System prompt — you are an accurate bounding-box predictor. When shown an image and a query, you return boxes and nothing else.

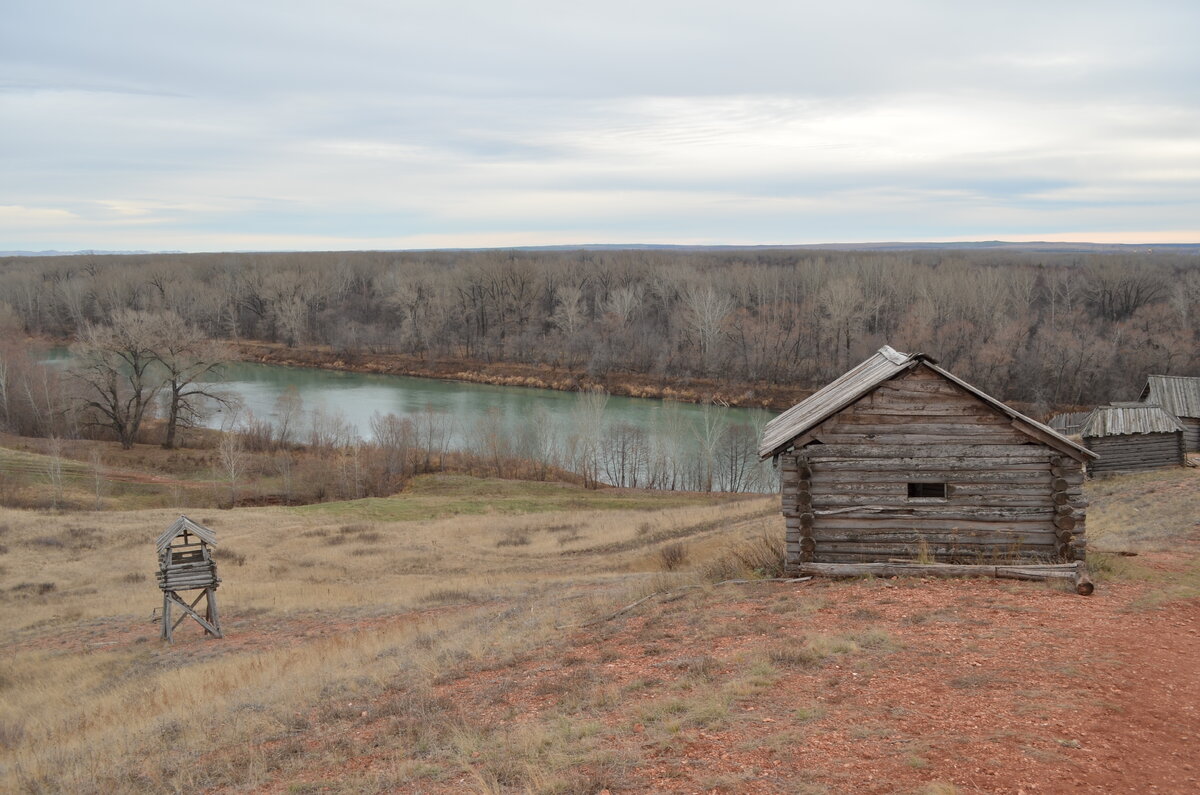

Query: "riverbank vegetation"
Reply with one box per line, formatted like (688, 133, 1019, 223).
(3, 247, 1197, 411)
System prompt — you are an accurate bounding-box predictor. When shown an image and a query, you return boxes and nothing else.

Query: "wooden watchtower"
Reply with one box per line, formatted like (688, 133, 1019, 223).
(156, 515, 223, 641)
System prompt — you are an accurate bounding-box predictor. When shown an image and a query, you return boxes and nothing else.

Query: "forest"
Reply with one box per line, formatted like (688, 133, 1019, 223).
(3, 247, 1196, 411)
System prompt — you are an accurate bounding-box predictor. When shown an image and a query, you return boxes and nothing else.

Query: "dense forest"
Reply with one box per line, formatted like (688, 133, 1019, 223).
(2, 247, 1198, 414)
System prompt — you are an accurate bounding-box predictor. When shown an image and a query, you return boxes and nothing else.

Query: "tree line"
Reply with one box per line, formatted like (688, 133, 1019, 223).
(2, 247, 1198, 414)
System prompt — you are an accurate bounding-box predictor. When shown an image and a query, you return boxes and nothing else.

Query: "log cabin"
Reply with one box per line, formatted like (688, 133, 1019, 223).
(1140, 375, 1200, 452)
(1082, 403, 1186, 476)
(759, 346, 1097, 574)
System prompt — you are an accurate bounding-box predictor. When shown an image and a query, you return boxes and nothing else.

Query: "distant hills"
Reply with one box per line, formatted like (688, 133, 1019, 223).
(2, 241, 1198, 257)
(0, 250, 185, 257)
(495, 241, 1200, 254)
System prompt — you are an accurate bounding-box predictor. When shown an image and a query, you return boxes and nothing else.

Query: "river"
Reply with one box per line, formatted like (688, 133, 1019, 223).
(208, 361, 779, 492)
(44, 350, 780, 491)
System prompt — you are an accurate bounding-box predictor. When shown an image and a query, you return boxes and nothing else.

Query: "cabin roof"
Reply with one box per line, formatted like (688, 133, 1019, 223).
(1140, 374, 1200, 419)
(758, 345, 1096, 461)
(1082, 404, 1184, 438)
(155, 515, 217, 553)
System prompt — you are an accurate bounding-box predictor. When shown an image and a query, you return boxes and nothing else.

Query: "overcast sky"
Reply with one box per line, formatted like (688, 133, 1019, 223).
(3, 1, 1199, 251)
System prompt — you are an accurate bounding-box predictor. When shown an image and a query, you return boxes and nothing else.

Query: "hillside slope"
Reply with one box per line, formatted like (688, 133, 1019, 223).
(0, 468, 1197, 792)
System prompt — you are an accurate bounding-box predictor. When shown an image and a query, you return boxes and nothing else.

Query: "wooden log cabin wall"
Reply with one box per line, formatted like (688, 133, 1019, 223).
(1141, 375, 1200, 453)
(1082, 404, 1186, 476)
(761, 346, 1096, 574)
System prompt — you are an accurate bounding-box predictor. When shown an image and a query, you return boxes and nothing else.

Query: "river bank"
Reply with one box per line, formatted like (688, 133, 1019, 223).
(232, 340, 809, 411)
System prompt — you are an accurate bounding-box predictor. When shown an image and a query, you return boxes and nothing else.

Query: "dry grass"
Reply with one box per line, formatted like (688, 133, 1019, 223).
(0, 474, 771, 791)
(1, 462, 1196, 792)
(1086, 467, 1200, 552)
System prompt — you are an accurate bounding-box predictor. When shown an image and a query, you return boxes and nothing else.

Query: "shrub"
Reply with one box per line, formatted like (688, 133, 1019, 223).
(496, 531, 530, 547)
(215, 547, 247, 566)
(657, 542, 688, 571)
(701, 532, 785, 581)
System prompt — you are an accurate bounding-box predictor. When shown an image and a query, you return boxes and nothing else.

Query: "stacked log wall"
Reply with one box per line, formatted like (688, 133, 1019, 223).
(780, 365, 1086, 572)
(1182, 418, 1200, 453)
(1083, 432, 1186, 475)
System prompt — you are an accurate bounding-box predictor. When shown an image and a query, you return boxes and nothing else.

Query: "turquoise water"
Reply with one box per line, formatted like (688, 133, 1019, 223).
(210, 361, 770, 443)
(46, 349, 779, 490)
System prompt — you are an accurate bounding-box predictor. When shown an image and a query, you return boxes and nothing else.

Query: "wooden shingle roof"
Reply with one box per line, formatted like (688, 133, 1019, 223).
(758, 345, 1096, 461)
(1140, 375, 1200, 419)
(1082, 404, 1184, 438)
(155, 515, 217, 553)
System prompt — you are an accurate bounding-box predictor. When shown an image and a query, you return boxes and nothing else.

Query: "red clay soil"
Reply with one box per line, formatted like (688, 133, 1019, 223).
(240, 576, 1199, 794)
(31, 573, 1197, 792)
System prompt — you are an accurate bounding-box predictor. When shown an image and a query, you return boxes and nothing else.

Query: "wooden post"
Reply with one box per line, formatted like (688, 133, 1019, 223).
(204, 587, 223, 638)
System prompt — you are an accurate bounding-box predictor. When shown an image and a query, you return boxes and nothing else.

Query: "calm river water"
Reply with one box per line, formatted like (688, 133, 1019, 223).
(209, 362, 779, 491)
(46, 349, 780, 490)
(210, 362, 769, 441)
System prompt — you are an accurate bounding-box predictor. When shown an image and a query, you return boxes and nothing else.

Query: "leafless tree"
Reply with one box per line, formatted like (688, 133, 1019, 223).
(45, 436, 64, 509)
(218, 431, 246, 507)
(69, 310, 164, 449)
(89, 447, 106, 510)
(152, 312, 234, 449)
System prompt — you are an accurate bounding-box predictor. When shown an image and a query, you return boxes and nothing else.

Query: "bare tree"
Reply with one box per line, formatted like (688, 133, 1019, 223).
(218, 431, 246, 507)
(273, 386, 303, 448)
(69, 310, 164, 449)
(570, 386, 609, 488)
(152, 312, 234, 449)
(693, 398, 730, 492)
(89, 446, 106, 510)
(681, 282, 735, 374)
(45, 436, 64, 509)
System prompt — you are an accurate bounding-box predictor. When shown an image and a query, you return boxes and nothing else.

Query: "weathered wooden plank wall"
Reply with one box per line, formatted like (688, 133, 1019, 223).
(1084, 432, 1186, 475)
(1182, 418, 1200, 453)
(780, 365, 1085, 571)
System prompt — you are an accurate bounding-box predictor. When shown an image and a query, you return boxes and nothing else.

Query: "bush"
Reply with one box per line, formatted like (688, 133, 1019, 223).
(657, 542, 688, 571)
(701, 532, 785, 581)
(215, 547, 246, 566)
(496, 530, 530, 547)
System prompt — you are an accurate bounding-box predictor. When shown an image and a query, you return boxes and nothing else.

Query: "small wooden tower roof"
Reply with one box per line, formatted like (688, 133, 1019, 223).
(1140, 374, 1200, 419)
(1082, 404, 1184, 438)
(156, 515, 217, 553)
(758, 345, 1096, 461)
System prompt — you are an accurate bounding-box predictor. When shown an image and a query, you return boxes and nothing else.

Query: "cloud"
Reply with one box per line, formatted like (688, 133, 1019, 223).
(0, 205, 79, 225)
(1, 1, 1198, 250)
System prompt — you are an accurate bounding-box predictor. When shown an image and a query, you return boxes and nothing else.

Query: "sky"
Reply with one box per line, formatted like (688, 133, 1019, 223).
(2, 1, 1199, 252)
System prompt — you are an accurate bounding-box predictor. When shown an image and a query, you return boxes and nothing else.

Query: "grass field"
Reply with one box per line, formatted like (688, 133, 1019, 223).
(1, 461, 1197, 793)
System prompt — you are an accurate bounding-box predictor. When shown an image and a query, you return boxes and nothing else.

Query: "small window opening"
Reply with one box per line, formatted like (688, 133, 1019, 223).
(908, 482, 947, 499)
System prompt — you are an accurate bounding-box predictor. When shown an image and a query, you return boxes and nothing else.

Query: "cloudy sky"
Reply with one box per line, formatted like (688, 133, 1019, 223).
(3, 1, 1199, 251)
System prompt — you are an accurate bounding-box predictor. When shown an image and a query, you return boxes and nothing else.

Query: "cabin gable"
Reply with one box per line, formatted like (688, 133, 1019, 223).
(799, 364, 1033, 448)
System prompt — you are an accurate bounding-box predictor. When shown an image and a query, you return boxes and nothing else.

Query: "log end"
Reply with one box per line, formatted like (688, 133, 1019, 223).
(1075, 562, 1094, 596)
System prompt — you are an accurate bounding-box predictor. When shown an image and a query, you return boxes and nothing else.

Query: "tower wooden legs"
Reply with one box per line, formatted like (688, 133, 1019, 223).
(161, 588, 223, 641)
(204, 587, 221, 637)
